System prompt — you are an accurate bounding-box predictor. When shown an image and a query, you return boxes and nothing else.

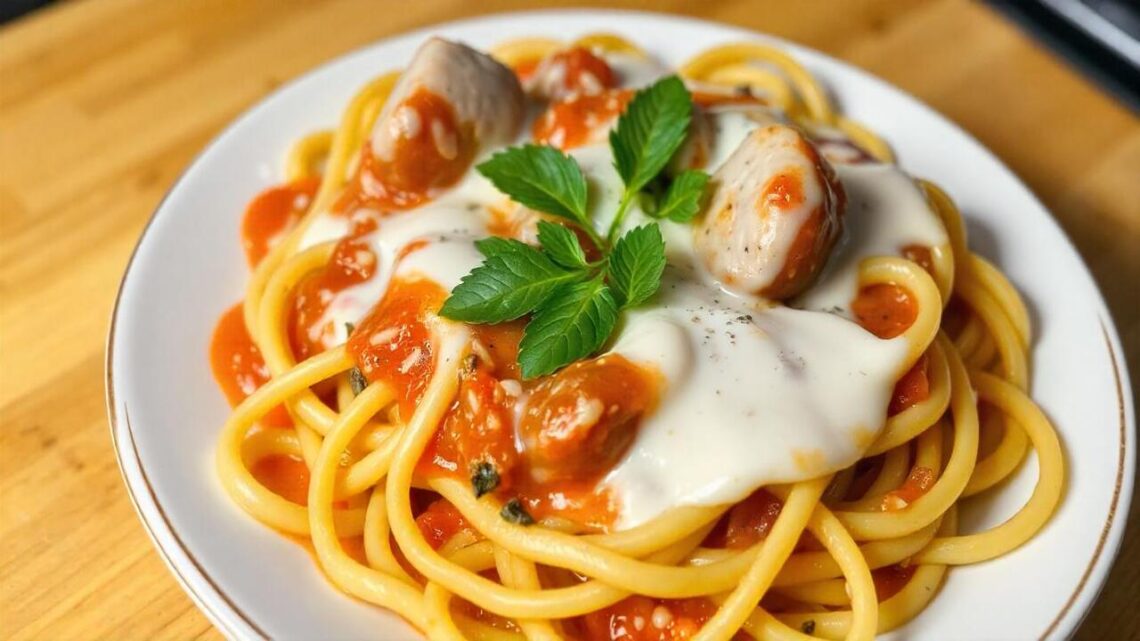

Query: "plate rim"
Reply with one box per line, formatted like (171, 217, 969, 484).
(104, 8, 1136, 640)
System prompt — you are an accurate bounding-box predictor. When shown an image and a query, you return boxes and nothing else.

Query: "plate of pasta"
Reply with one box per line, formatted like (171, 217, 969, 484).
(107, 10, 1134, 641)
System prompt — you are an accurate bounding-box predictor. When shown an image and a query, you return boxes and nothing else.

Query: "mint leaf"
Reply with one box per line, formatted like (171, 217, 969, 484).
(652, 170, 709, 223)
(475, 236, 528, 258)
(439, 243, 582, 323)
(536, 220, 588, 269)
(518, 279, 618, 378)
(609, 76, 693, 194)
(477, 144, 588, 224)
(609, 224, 666, 308)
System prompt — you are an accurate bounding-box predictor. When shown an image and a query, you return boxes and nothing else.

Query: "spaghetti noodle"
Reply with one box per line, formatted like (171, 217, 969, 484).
(210, 34, 1064, 641)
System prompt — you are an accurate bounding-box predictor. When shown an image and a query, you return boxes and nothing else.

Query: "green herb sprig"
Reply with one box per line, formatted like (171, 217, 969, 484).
(439, 76, 709, 378)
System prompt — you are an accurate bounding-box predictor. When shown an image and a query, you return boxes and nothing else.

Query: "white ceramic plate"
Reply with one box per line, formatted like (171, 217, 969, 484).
(107, 10, 1135, 640)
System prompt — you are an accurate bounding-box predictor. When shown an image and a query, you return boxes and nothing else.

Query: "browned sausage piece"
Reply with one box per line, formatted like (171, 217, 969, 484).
(694, 124, 845, 299)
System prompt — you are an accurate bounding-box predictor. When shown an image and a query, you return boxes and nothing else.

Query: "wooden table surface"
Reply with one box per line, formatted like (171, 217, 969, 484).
(1, 0, 1137, 638)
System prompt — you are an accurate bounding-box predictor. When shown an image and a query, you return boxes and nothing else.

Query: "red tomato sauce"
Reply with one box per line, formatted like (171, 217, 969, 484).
(902, 244, 934, 274)
(762, 170, 806, 210)
(346, 277, 447, 420)
(720, 489, 784, 550)
(852, 283, 918, 339)
(871, 564, 916, 601)
(418, 352, 521, 485)
(209, 303, 292, 427)
(288, 237, 379, 360)
(335, 88, 473, 213)
(889, 354, 930, 415)
(760, 198, 831, 300)
(512, 57, 541, 83)
(539, 46, 618, 95)
(249, 452, 356, 512)
(241, 176, 320, 267)
(533, 89, 633, 150)
(250, 454, 311, 505)
(881, 466, 936, 511)
(415, 498, 480, 550)
(577, 596, 725, 641)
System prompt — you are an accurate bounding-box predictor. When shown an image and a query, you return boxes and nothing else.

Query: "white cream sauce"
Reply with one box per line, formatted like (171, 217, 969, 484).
(607, 274, 907, 527)
(564, 120, 945, 528)
(290, 59, 950, 529)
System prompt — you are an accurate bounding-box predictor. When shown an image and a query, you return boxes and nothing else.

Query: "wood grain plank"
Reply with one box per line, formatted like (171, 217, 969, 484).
(0, 0, 1135, 639)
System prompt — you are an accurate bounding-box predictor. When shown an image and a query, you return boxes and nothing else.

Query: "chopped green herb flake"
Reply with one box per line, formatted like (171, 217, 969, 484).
(499, 498, 535, 525)
(349, 367, 368, 396)
(471, 461, 500, 498)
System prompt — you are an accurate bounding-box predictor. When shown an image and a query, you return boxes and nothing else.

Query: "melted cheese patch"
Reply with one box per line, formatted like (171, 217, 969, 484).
(603, 272, 907, 528)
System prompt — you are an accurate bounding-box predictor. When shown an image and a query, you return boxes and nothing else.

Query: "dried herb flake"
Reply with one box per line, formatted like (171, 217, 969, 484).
(499, 498, 535, 525)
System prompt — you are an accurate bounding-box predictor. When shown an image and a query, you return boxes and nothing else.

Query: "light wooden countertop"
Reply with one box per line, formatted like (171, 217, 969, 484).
(1, 0, 1136, 638)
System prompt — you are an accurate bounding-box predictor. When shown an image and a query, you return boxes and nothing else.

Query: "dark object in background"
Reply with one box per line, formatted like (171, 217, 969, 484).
(987, 0, 1140, 111)
(2, 0, 54, 24)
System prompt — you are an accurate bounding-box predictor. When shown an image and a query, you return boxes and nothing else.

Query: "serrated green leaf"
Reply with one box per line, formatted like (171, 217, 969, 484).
(652, 170, 710, 223)
(609, 224, 666, 308)
(610, 76, 693, 194)
(476, 144, 588, 224)
(536, 220, 588, 269)
(439, 244, 582, 323)
(475, 236, 529, 258)
(518, 279, 618, 378)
